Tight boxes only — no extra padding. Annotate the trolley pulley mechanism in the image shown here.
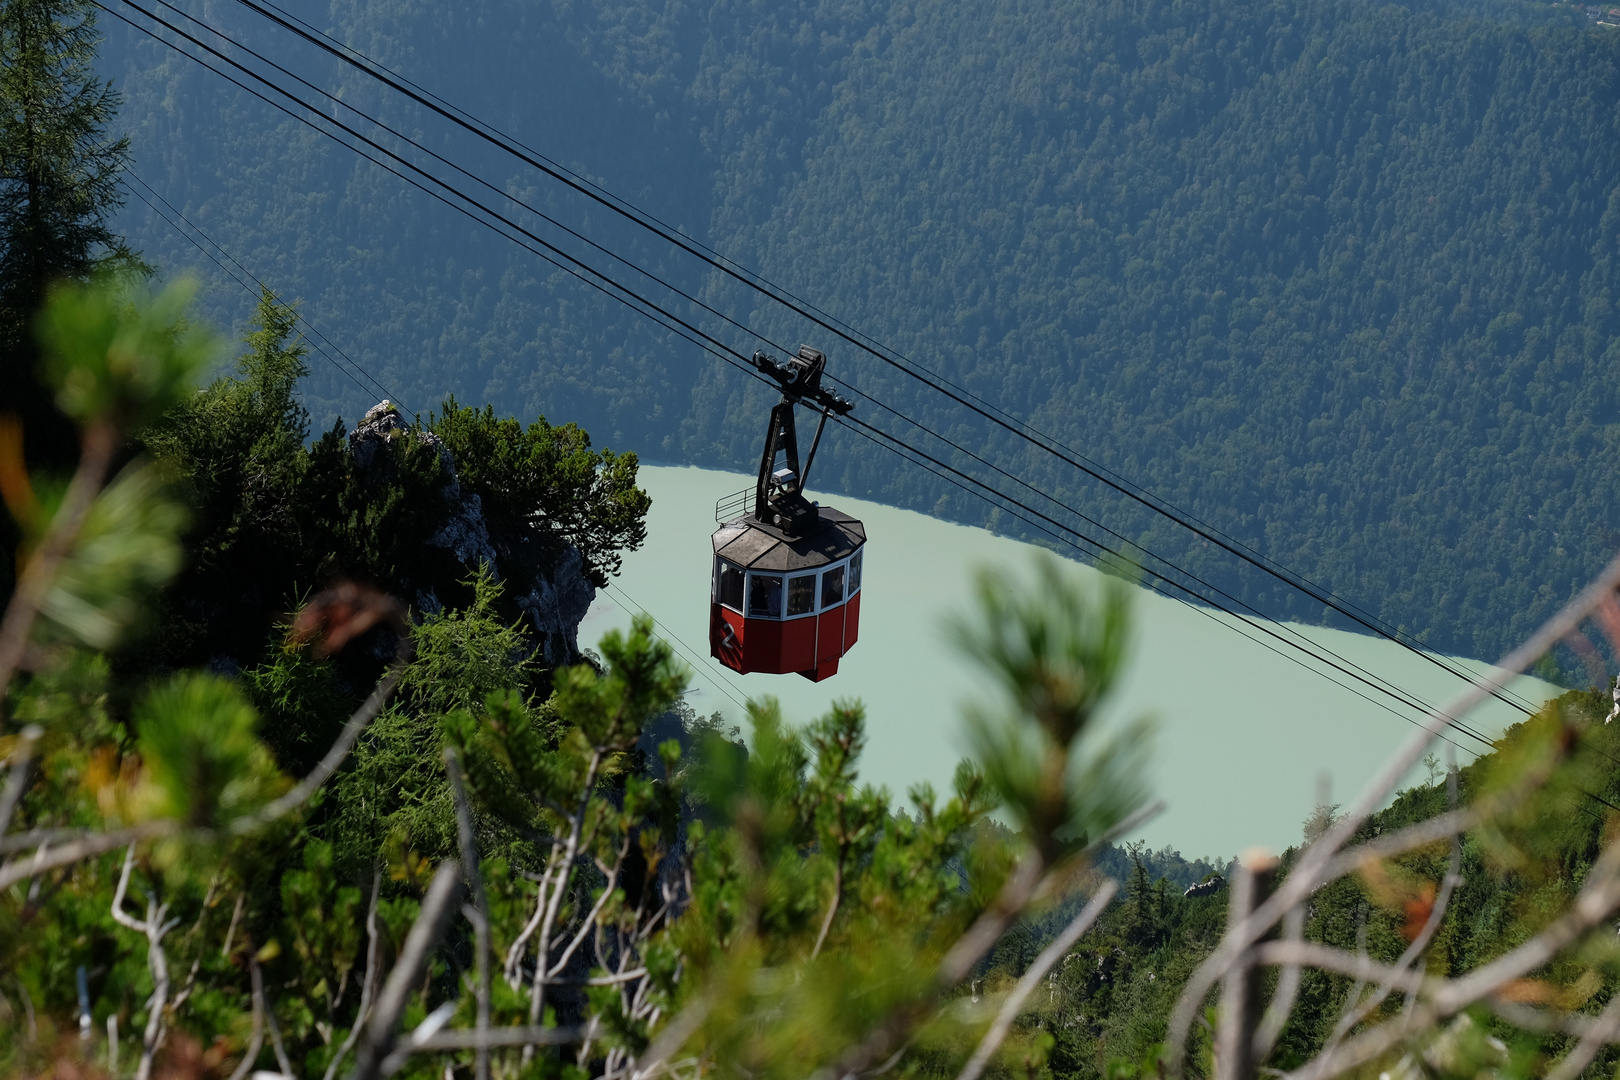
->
[748,346,854,537]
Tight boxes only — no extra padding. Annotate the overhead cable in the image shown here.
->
[118,169,404,413]
[104,0,1534,752]
[214,0,1536,713]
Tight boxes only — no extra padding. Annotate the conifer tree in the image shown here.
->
[0,0,137,575]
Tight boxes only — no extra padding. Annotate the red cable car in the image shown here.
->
[710,346,865,682]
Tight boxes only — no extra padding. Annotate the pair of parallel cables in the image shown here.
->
[101,0,1558,755]
[119,172,760,713]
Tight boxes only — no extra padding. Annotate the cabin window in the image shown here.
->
[821,565,845,608]
[787,574,816,616]
[848,550,863,594]
[748,574,783,618]
[717,560,744,611]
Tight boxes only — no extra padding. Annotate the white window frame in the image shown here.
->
[714,558,746,613]
[726,547,864,621]
[746,572,784,619]
[783,572,819,621]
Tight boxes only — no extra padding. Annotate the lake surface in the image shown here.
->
[579,466,1559,860]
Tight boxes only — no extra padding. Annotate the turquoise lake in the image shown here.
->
[579,465,1559,861]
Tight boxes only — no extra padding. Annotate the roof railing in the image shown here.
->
[714,487,751,523]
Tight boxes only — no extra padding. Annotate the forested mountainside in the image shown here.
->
[104,0,1620,663]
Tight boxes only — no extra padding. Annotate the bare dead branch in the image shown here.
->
[322,868,382,1080]
[1401,766,1464,1014]
[547,832,630,980]
[170,956,202,1017]
[1308,790,1464,1077]
[227,953,268,1080]
[261,959,294,1078]
[0,725,42,836]
[1438,853,1620,1012]
[956,880,1118,1080]
[1564,628,1608,690]
[1253,903,1306,1062]
[0,825,89,854]
[546,969,650,988]
[0,819,176,891]
[1218,853,1281,1080]
[632,996,712,1080]
[1486,1000,1614,1038]
[353,859,463,1080]
[1312,808,1479,887]
[524,745,609,1064]
[825,800,1165,1080]
[408,1025,586,1051]
[1163,550,1620,1077]
[1283,837,1620,1080]
[0,656,400,886]
[231,651,411,835]
[111,845,179,1080]
[1252,942,1424,994]
[942,798,1164,989]
[222,891,246,961]
[0,421,118,711]
[445,747,491,1080]
[940,855,1047,988]
[1546,989,1620,1080]
[810,852,845,961]
[504,879,546,988]
[0,641,408,897]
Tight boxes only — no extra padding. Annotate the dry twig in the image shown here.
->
[955,881,1118,1080]
[322,869,383,1080]
[445,747,491,1080]
[1162,551,1620,1077]
[353,860,463,1080]
[0,422,119,710]
[226,955,269,1080]
[110,844,180,1080]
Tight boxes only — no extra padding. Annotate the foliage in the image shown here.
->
[130,671,284,829]
[432,399,651,586]
[321,566,542,875]
[36,276,213,430]
[952,558,1153,860]
[0,278,1161,1080]
[0,0,133,309]
[36,457,185,650]
[0,0,138,491]
[17,277,1620,1080]
[0,281,277,1079]
[13,13,1620,1072]
[133,288,650,686]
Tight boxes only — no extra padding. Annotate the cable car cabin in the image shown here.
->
[711,511,865,681]
[708,344,865,682]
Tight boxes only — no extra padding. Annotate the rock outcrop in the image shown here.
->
[348,400,596,667]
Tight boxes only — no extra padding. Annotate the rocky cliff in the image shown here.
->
[348,400,596,667]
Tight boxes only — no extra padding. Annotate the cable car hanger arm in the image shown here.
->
[749,347,854,415]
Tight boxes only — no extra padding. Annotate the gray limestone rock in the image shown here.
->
[348,399,405,479]
[515,545,597,667]
[348,400,596,666]
[428,472,500,574]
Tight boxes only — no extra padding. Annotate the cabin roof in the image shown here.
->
[712,507,865,572]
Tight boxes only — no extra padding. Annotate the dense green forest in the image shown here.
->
[103,0,1620,663]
